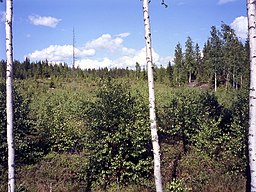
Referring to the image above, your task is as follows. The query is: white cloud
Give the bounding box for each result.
[26,33,169,69]
[115,32,130,38]
[85,34,124,52]
[26,45,95,62]
[85,33,136,56]
[0,11,5,22]
[231,16,248,40]
[76,47,161,70]
[218,0,236,5]
[28,15,61,28]
[76,58,112,69]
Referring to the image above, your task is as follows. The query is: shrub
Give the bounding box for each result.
[85,80,152,189]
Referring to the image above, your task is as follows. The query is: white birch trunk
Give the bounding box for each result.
[247,0,256,191]
[214,72,217,92]
[189,71,192,84]
[241,75,243,88]
[233,70,235,88]
[5,0,15,191]
[142,1,163,192]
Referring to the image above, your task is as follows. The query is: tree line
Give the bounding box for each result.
[170,23,249,90]
[0,23,249,92]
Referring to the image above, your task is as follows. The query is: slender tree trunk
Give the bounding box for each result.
[247,0,256,191]
[189,71,192,84]
[142,1,163,191]
[233,68,235,88]
[214,72,217,92]
[226,73,229,90]
[6,1,15,191]
[241,75,243,89]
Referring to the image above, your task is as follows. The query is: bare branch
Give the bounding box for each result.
[140,0,168,7]
[161,0,168,8]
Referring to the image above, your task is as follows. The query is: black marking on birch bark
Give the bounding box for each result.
[152,135,158,142]
[249,26,255,30]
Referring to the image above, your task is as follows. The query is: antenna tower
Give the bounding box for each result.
[72,27,76,68]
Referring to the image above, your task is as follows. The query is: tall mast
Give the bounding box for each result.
[72,27,76,69]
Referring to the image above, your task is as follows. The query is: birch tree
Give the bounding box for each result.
[247,0,256,191]
[142,0,163,191]
[5,0,15,191]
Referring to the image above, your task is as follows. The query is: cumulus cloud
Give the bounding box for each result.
[76,58,112,69]
[85,34,124,52]
[26,45,95,62]
[85,33,135,56]
[26,32,169,69]
[0,11,5,22]
[218,0,236,5]
[231,16,248,40]
[76,47,161,70]
[28,15,61,28]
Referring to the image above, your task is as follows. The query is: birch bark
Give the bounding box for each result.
[142,1,163,191]
[247,0,256,191]
[5,0,15,191]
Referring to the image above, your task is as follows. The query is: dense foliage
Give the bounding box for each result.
[85,80,152,190]
[0,23,250,191]
[0,83,43,167]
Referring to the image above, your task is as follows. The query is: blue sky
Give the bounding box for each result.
[0,0,247,69]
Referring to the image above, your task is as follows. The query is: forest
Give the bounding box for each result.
[0,21,251,191]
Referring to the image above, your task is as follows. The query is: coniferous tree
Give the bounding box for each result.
[208,26,223,91]
[184,36,196,84]
[166,61,173,85]
[135,62,141,80]
[194,43,202,82]
[201,40,212,83]
[173,42,185,86]
[240,40,250,89]
[221,23,240,89]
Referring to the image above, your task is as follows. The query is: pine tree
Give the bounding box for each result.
[194,43,202,82]
[221,23,240,89]
[209,26,223,91]
[166,61,173,85]
[201,40,212,83]
[184,36,196,84]
[173,42,184,86]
